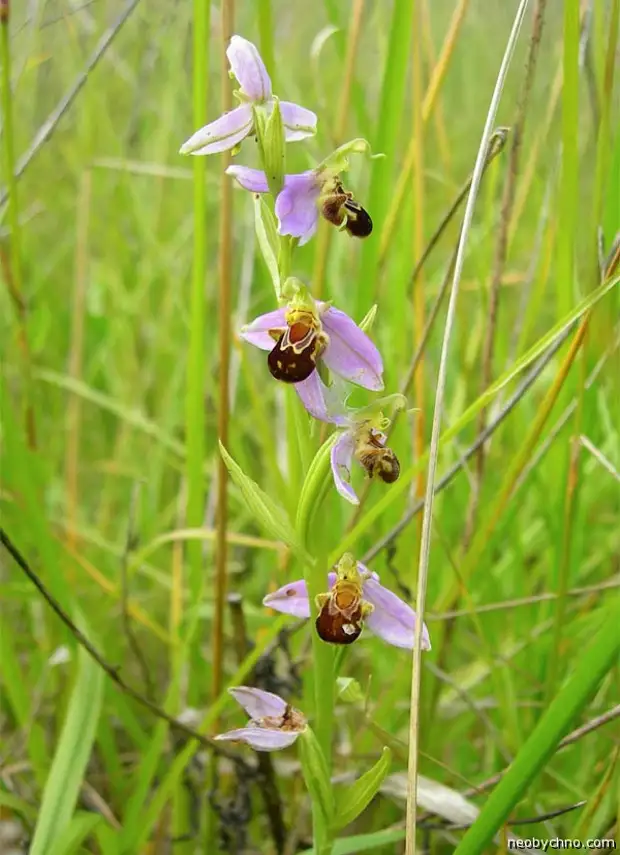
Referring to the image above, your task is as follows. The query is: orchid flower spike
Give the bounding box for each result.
[180,35,317,155]
[239,281,384,413]
[227,138,376,244]
[264,553,432,650]
[214,687,307,751]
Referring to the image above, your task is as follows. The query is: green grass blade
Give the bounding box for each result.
[454,599,620,854]
[48,812,103,855]
[29,627,104,855]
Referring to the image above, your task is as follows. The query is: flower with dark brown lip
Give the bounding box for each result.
[226,138,376,243]
[264,553,432,650]
[239,283,384,411]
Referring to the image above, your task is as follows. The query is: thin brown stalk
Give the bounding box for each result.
[463,0,547,547]
[312,0,364,300]
[213,0,235,703]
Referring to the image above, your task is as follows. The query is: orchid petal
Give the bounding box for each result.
[227,35,272,101]
[263,579,311,618]
[294,372,351,424]
[228,686,287,719]
[279,101,318,141]
[294,372,330,421]
[226,165,270,193]
[330,431,359,504]
[215,726,299,751]
[321,307,384,391]
[239,308,287,350]
[275,172,320,245]
[180,104,253,155]
[357,562,380,583]
[362,576,431,650]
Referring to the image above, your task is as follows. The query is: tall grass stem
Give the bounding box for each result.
[404,2,530,851]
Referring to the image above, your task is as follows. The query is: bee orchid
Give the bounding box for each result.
[239,285,383,402]
[226,137,376,244]
[264,554,431,650]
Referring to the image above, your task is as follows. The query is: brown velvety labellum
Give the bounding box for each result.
[376,451,400,483]
[315,603,363,645]
[268,333,317,383]
[343,200,373,238]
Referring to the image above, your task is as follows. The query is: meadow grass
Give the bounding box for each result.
[1,1,619,853]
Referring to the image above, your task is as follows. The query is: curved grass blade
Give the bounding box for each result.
[29,626,104,855]
[454,600,620,854]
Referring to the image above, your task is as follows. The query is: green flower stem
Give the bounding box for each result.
[296,435,339,762]
[296,434,340,855]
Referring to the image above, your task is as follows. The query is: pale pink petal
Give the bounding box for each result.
[275,172,320,245]
[321,307,384,391]
[239,308,287,350]
[227,35,272,101]
[263,579,311,618]
[228,686,287,719]
[279,101,318,141]
[330,431,359,504]
[294,372,331,421]
[180,104,253,155]
[215,726,299,751]
[226,165,269,193]
[363,577,431,650]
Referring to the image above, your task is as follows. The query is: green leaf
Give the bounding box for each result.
[298,727,335,830]
[336,676,364,704]
[29,628,104,855]
[454,599,620,854]
[295,432,339,550]
[219,441,312,562]
[254,194,281,295]
[48,812,103,855]
[332,747,392,832]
